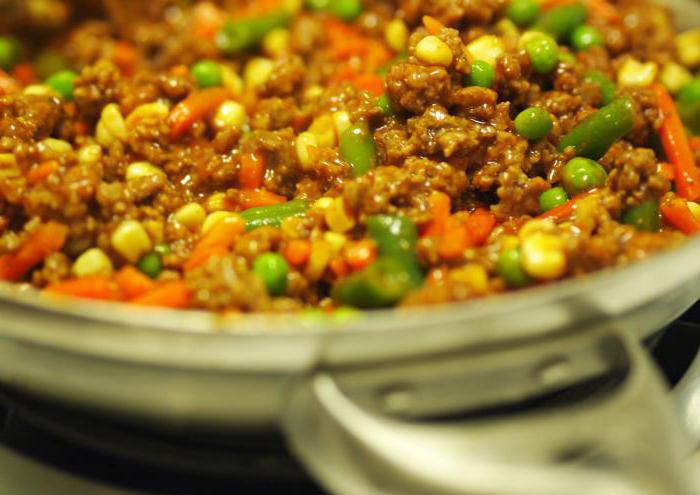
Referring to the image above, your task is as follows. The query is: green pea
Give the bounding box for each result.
[137,252,163,279]
[377,94,395,116]
[45,70,78,101]
[678,79,700,136]
[216,12,291,55]
[253,252,289,296]
[525,34,559,74]
[539,187,569,212]
[561,157,607,195]
[329,0,363,21]
[35,51,70,81]
[584,70,616,106]
[533,2,587,41]
[306,0,331,9]
[514,106,554,140]
[465,60,496,88]
[497,247,532,288]
[507,0,541,27]
[570,25,603,51]
[558,50,576,65]
[622,199,660,232]
[340,121,377,177]
[0,36,21,72]
[191,59,222,88]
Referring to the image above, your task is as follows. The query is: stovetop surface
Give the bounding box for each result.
[1,306,700,495]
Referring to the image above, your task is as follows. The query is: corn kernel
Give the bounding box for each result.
[173,203,206,231]
[263,28,291,58]
[660,62,693,94]
[205,192,228,212]
[72,248,114,277]
[244,57,275,89]
[143,219,164,245]
[78,144,102,164]
[332,111,352,139]
[385,19,409,53]
[466,35,505,66]
[518,218,556,239]
[96,103,128,148]
[23,84,58,97]
[213,101,247,132]
[305,240,332,281]
[450,264,489,294]
[282,0,303,13]
[501,234,520,251]
[296,131,318,169]
[304,84,324,101]
[676,29,700,68]
[617,58,658,87]
[518,31,544,49]
[687,201,700,221]
[496,18,519,38]
[313,197,334,211]
[324,197,355,233]
[0,153,17,167]
[126,161,166,181]
[324,231,348,254]
[415,35,453,67]
[221,66,244,95]
[521,232,567,280]
[126,101,169,129]
[202,211,238,234]
[39,138,72,155]
[308,114,336,148]
[111,220,153,263]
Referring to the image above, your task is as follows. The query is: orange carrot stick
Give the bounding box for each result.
[283,239,312,267]
[464,208,497,246]
[26,161,59,184]
[438,216,469,260]
[115,266,157,299]
[421,191,451,238]
[240,150,265,190]
[46,276,119,300]
[538,190,595,222]
[422,15,444,34]
[661,198,700,235]
[0,222,69,281]
[184,215,245,271]
[239,189,286,209]
[353,73,385,97]
[344,239,377,271]
[169,88,233,139]
[131,281,191,308]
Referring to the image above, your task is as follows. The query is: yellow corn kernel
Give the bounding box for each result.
[518,30,545,49]
[450,264,489,294]
[296,131,319,169]
[416,35,453,67]
[111,220,153,263]
[495,18,519,39]
[213,100,247,132]
[313,197,334,212]
[244,57,275,89]
[23,84,58,97]
[72,248,114,277]
[221,66,244,96]
[202,211,237,234]
[324,231,348,254]
[385,19,409,53]
[304,84,324,101]
[466,35,505,66]
[521,232,567,280]
[39,138,72,155]
[660,62,693,94]
[617,58,658,87]
[263,28,291,58]
[0,153,17,167]
[305,240,332,281]
[143,219,164,245]
[324,197,355,233]
[687,201,700,221]
[126,161,166,181]
[173,203,206,231]
[308,113,336,148]
[676,29,700,68]
[282,0,303,13]
[205,192,228,212]
[518,218,556,239]
[96,103,128,148]
[78,144,102,164]
[501,234,520,251]
[125,101,169,129]
[332,111,352,139]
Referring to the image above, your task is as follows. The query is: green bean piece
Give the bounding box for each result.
[514,107,554,140]
[216,11,291,55]
[584,70,616,106]
[35,51,70,81]
[558,50,576,64]
[340,121,377,177]
[465,60,496,88]
[677,79,700,136]
[253,252,289,296]
[241,199,309,231]
[366,214,423,288]
[332,256,417,308]
[507,0,541,27]
[539,187,569,212]
[0,36,21,72]
[558,97,635,159]
[191,59,222,88]
[497,247,532,288]
[377,94,395,116]
[137,252,163,279]
[570,25,603,51]
[622,199,660,232]
[533,2,587,41]
[45,70,78,101]
[329,0,363,21]
[525,34,559,74]
[306,0,331,9]
[561,157,607,195]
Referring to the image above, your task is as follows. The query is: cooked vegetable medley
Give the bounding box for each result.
[1,0,700,312]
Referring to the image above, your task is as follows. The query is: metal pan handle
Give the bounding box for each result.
[282,330,697,495]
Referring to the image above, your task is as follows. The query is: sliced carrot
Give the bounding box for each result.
[540,0,576,9]
[344,239,377,271]
[438,216,469,261]
[184,215,245,271]
[46,276,119,300]
[191,1,225,39]
[184,245,229,272]
[331,63,358,86]
[113,41,139,77]
[131,281,191,309]
[353,73,384,97]
[0,69,19,96]
[239,189,286,209]
[329,258,349,278]
[422,191,451,238]
[115,266,157,299]
[11,63,36,86]
[26,161,59,185]
[586,0,621,22]
[661,198,700,235]
[658,162,675,181]
[653,84,700,201]
[0,222,69,281]
[422,15,444,34]
[538,191,595,222]
[73,121,89,136]
[464,208,497,246]
[169,87,233,139]
[283,239,312,267]
[690,137,700,153]
[240,150,265,190]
